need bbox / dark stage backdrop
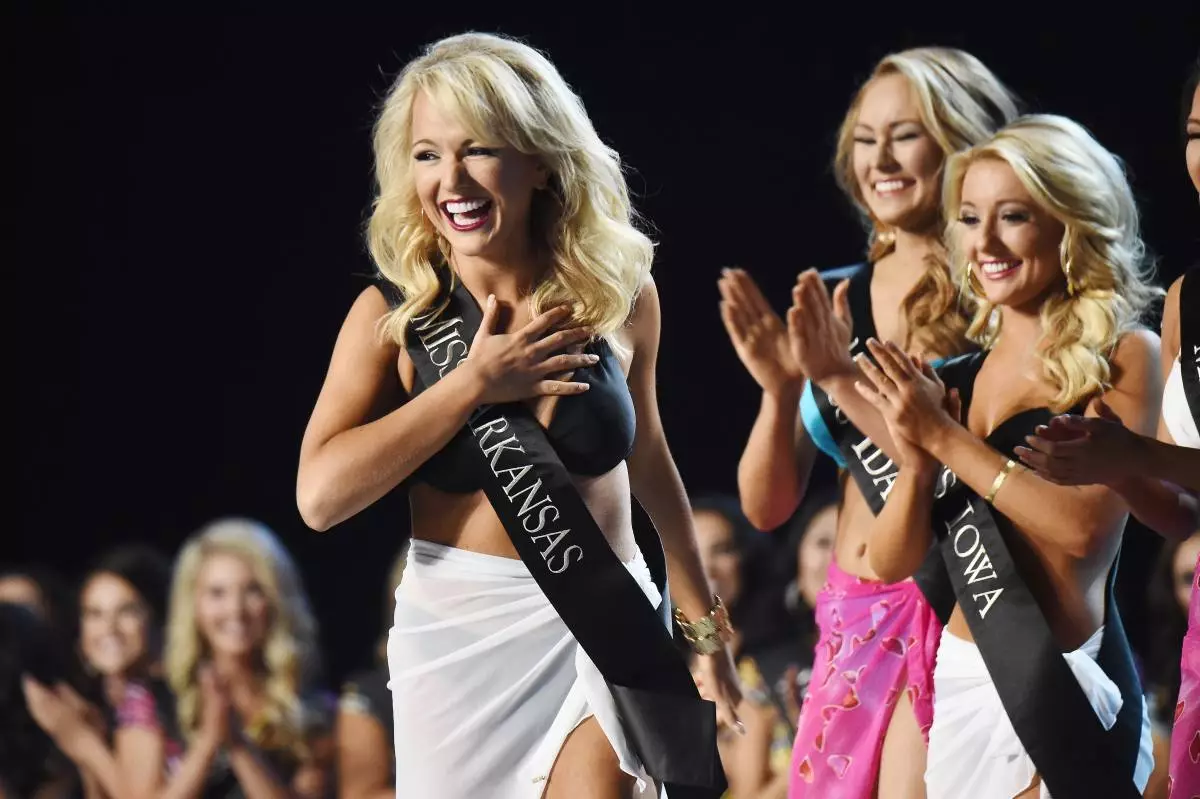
[9,11,1198,684]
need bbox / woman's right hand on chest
[463,296,598,405]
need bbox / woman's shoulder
[115,678,169,731]
[1110,328,1162,387]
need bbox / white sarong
[925,625,1153,798]
[387,538,660,798]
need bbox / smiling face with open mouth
[195,552,270,660]
[852,72,945,233]
[956,158,1067,311]
[410,91,548,264]
[79,572,152,678]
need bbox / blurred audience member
[0,566,75,646]
[692,495,803,798]
[336,542,408,799]
[780,480,839,718]
[0,602,84,799]
[1144,532,1200,799]
[77,546,173,714]
[23,547,174,797]
[116,517,334,799]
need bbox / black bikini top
[381,276,637,494]
[938,351,1087,458]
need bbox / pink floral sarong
[788,559,941,798]
[1170,550,1200,799]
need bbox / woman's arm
[937,332,1163,557]
[298,287,592,530]
[625,276,743,728]
[722,700,789,799]
[115,726,219,799]
[335,710,394,799]
[865,467,939,583]
[717,268,816,530]
[297,287,485,530]
[850,357,953,581]
[1017,283,1197,535]
[787,272,903,461]
[21,678,126,799]
[737,388,819,531]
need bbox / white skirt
[387,539,661,798]
[925,626,1153,798]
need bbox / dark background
[8,10,1199,684]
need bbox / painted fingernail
[587,354,600,363]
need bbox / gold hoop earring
[960,264,985,298]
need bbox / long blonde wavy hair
[834,48,1020,357]
[165,518,321,754]
[369,32,654,345]
[944,114,1162,411]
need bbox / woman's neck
[451,245,546,308]
[881,227,938,284]
[103,674,127,708]
[992,302,1045,360]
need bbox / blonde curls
[834,48,1019,357]
[165,518,321,755]
[368,32,653,345]
[944,114,1163,411]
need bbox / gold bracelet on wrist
[674,595,734,656]
[985,458,1019,504]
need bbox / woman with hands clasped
[720,48,1017,798]
[846,115,1158,798]
[115,519,334,799]
[1016,62,1199,799]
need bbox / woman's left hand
[692,648,745,735]
[852,339,955,449]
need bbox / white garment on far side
[1164,354,1200,449]
[924,625,1154,799]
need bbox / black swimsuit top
[939,351,1087,463]
[382,279,637,494]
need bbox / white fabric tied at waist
[387,538,663,799]
[925,625,1154,799]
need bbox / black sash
[930,353,1144,798]
[808,263,958,621]
[399,274,725,797]
[1180,267,1200,427]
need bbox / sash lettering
[943,501,1003,618]
[415,312,469,377]
[471,415,583,574]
